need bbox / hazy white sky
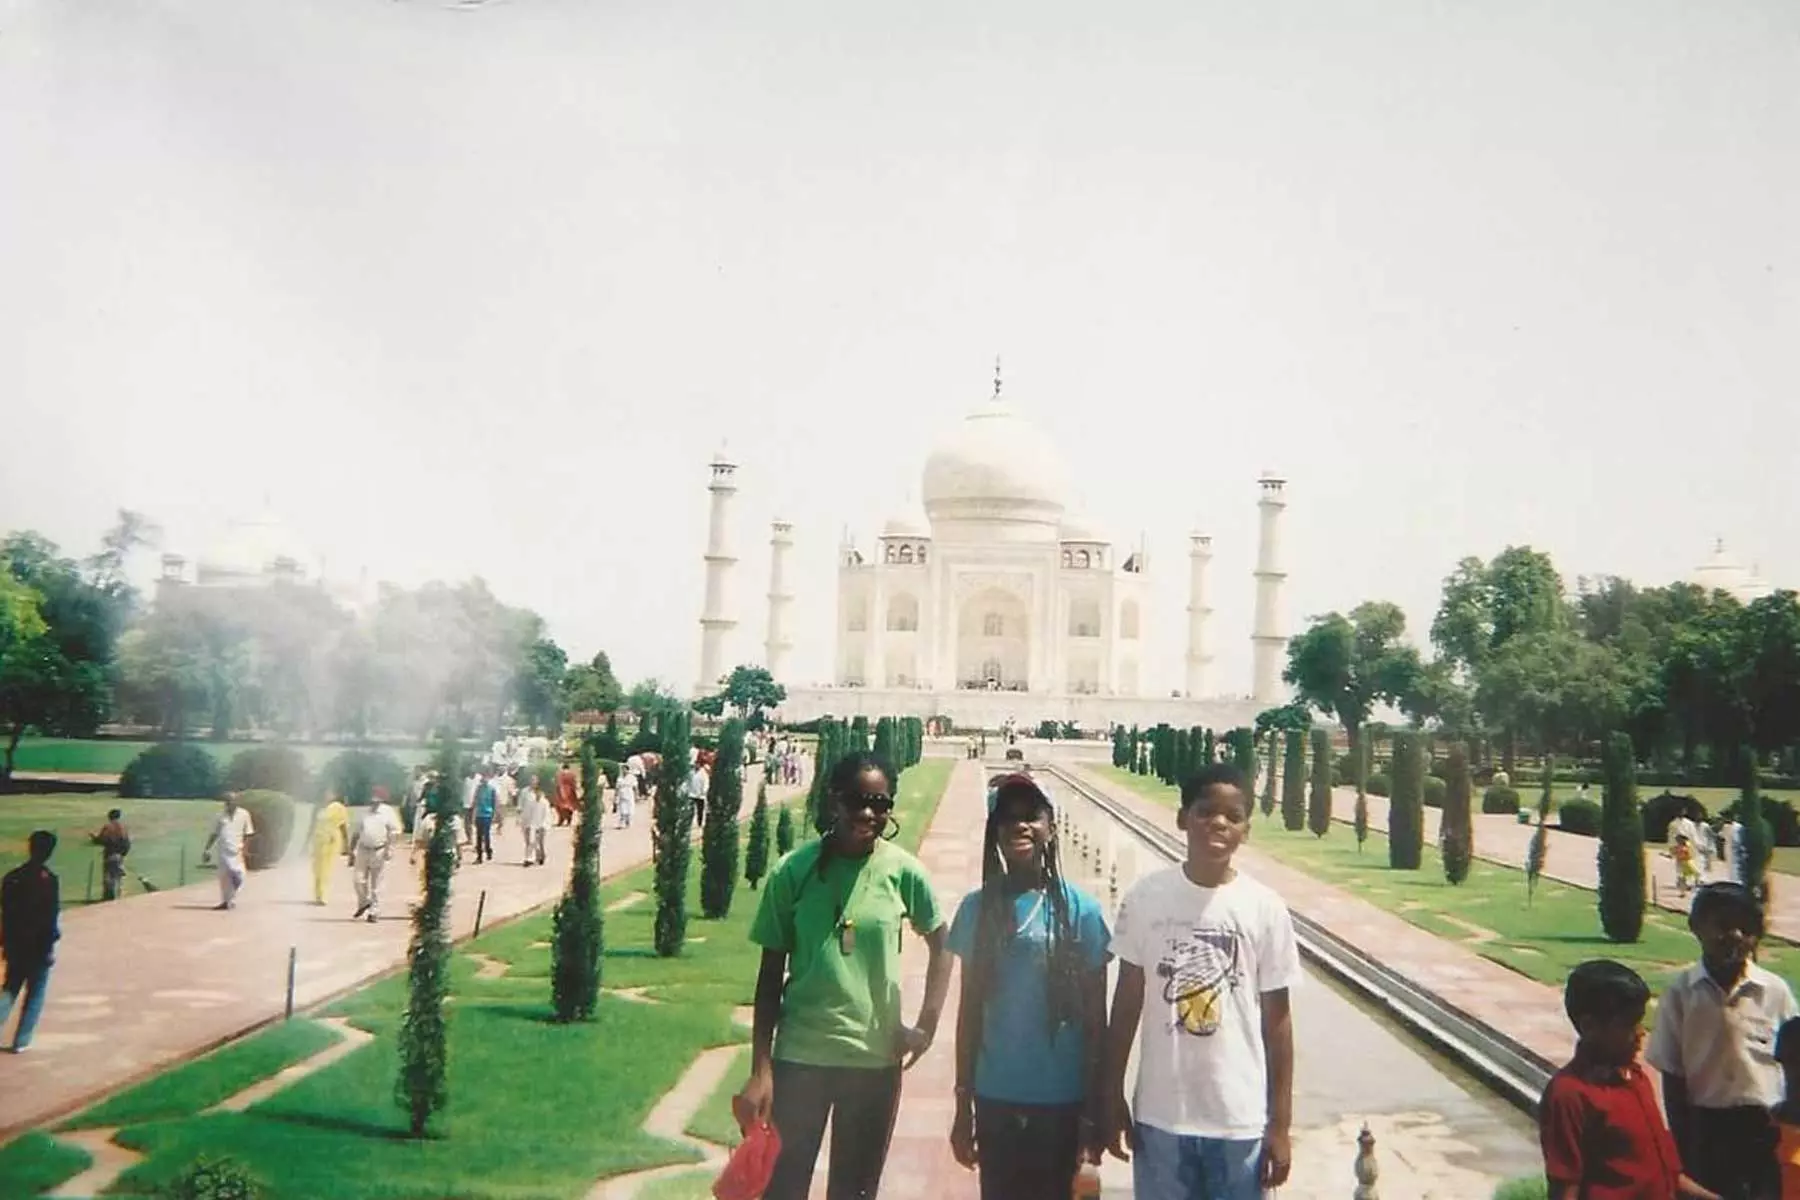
[3,0,1795,697]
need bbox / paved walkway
[1321,784,1800,942]
[0,783,789,1141]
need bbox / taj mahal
[693,373,1289,731]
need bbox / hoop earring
[881,817,901,842]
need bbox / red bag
[712,1119,781,1200]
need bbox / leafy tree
[562,650,623,720]
[1281,730,1306,831]
[397,738,458,1135]
[1389,732,1425,870]
[653,708,694,956]
[1,533,127,786]
[1352,732,1370,852]
[775,801,796,855]
[1260,732,1279,817]
[1597,732,1646,943]
[1283,601,1423,751]
[1254,702,1311,740]
[1306,728,1332,838]
[695,665,788,724]
[625,677,683,719]
[551,741,605,1021]
[1441,743,1474,885]
[513,638,569,733]
[745,776,772,889]
[700,718,745,919]
[1526,754,1553,905]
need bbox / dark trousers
[474,818,493,862]
[693,796,706,828]
[102,856,126,901]
[766,1060,903,1200]
[1689,1105,1779,1200]
[975,1098,1084,1200]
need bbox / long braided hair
[969,775,1086,1038]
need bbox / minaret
[765,518,795,683]
[1185,533,1214,697]
[1251,473,1288,706]
[696,449,739,696]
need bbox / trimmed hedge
[317,749,409,805]
[120,743,222,799]
[1641,791,1703,844]
[1481,786,1521,815]
[1558,798,1602,837]
[1367,771,1392,797]
[238,790,297,870]
[1423,775,1447,809]
[223,746,310,797]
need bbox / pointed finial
[1715,535,1725,554]
[993,355,1003,399]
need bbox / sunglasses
[845,793,894,814]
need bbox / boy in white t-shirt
[1103,763,1300,1199]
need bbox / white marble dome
[921,394,1068,534]
[1691,540,1775,603]
[881,512,929,539]
[197,512,316,583]
[1059,512,1108,543]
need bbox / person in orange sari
[554,763,579,827]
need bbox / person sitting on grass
[1648,882,1800,1200]
[738,751,952,1200]
[1540,959,1718,1200]
[947,772,1110,1199]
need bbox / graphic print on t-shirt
[1155,925,1242,1036]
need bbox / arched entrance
[957,587,1030,690]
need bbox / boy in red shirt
[1541,960,1718,1200]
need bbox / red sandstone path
[0,783,791,1141]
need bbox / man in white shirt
[351,789,404,923]
[686,763,710,829]
[519,782,551,867]
[201,793,255,911]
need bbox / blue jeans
[0,960,51,1050]
[1132,1123,1263,1200]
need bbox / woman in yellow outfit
[310,791,351,905]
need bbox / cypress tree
[1597,732,1646,943]
[1307,728,1332,838]
[1526,753,1552,905]
[1389,732,1425,870]
[1260,733,1279,817]
[1173,728,1190,785]
[1442,742,1474,885]
[848,715,870,756]
[807,719,837,834]
[776,801,796,854]
[1229,728,1256,779]
[1738,747,1773,908]
[1202,727,1216,768]
[653,708,694,956]
[1352,732,1370,852]
[873,717,897,772]
[1281,729,1306,830]
[1112,726,1129,768]
[551,740,606,1021]
[396,737,457,1136]
[700,717,745,918]
[745,776,772,888]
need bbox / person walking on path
[947,772,1111,1199]
[472,773,499,864]
[615,766,638,830]
[1103,763,1300,1199]
[309,791,350,906]
[201,793,255,911]
[0,831,60,1053]
[687,759,711,830]
[555,763,579,827]
[351,789,403,923]
[738,751,953,1200]
[519,779,550,867]
[461,768,481,847]
[90,809,131,902]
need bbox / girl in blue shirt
[947,772,1111,1199]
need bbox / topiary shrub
[1597,733,1646,944]
[318,750,409,806]
[163,1154,260,1200]
[237,791,297,870]
[120,743,222,799]
[1366,771,1392,797]
[1482,786,1521,815]
[1640,791,1702,844]
[775,803,796,855]
[1558,797,1602,837]
[1423,775,1447,809]
[223,746,310,798]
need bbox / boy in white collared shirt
[1647,882,1799,1200]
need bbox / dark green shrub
[699,718,745,919]
[551,743,605,1022]
[1423,775,1447,809]
[163,1155,260,1200]
[318,749,408,806]
[745,778,772,889]
[596,758,621,787]
[654,709,693,956]
[1482,786,1522,815]
[775,803,796,855]
[1307,729,1332,838]
[1260,733,1279,817]
[223,746,310,797]
[1597,733,1646,943]
[236,791,296,870]
[120,743,221,799]
[1280,731,1306,831]
[397,738,458,1136]
[1527,755,1554,905]
[1388,733,1424,870]
[1725,795,1800,849]
[1641,791,1703,843]
[1366,771,1391,798]
[1734,750,1774,906]
[1442,744,1473,886]
[1558,798,1603,836]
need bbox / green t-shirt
[749,838,944,1069]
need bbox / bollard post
[1353,1123,1380,1199]
[473,889,488,939]
[285,947,298,1021]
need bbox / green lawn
[31,758,953,1200]
[8,737,442,778]
[1099,766,1800,1000]
[0,795,225,905]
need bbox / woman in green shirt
[740,752,953,1199]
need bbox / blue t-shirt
[945,880,1111,1105]
[474,782,497,819]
